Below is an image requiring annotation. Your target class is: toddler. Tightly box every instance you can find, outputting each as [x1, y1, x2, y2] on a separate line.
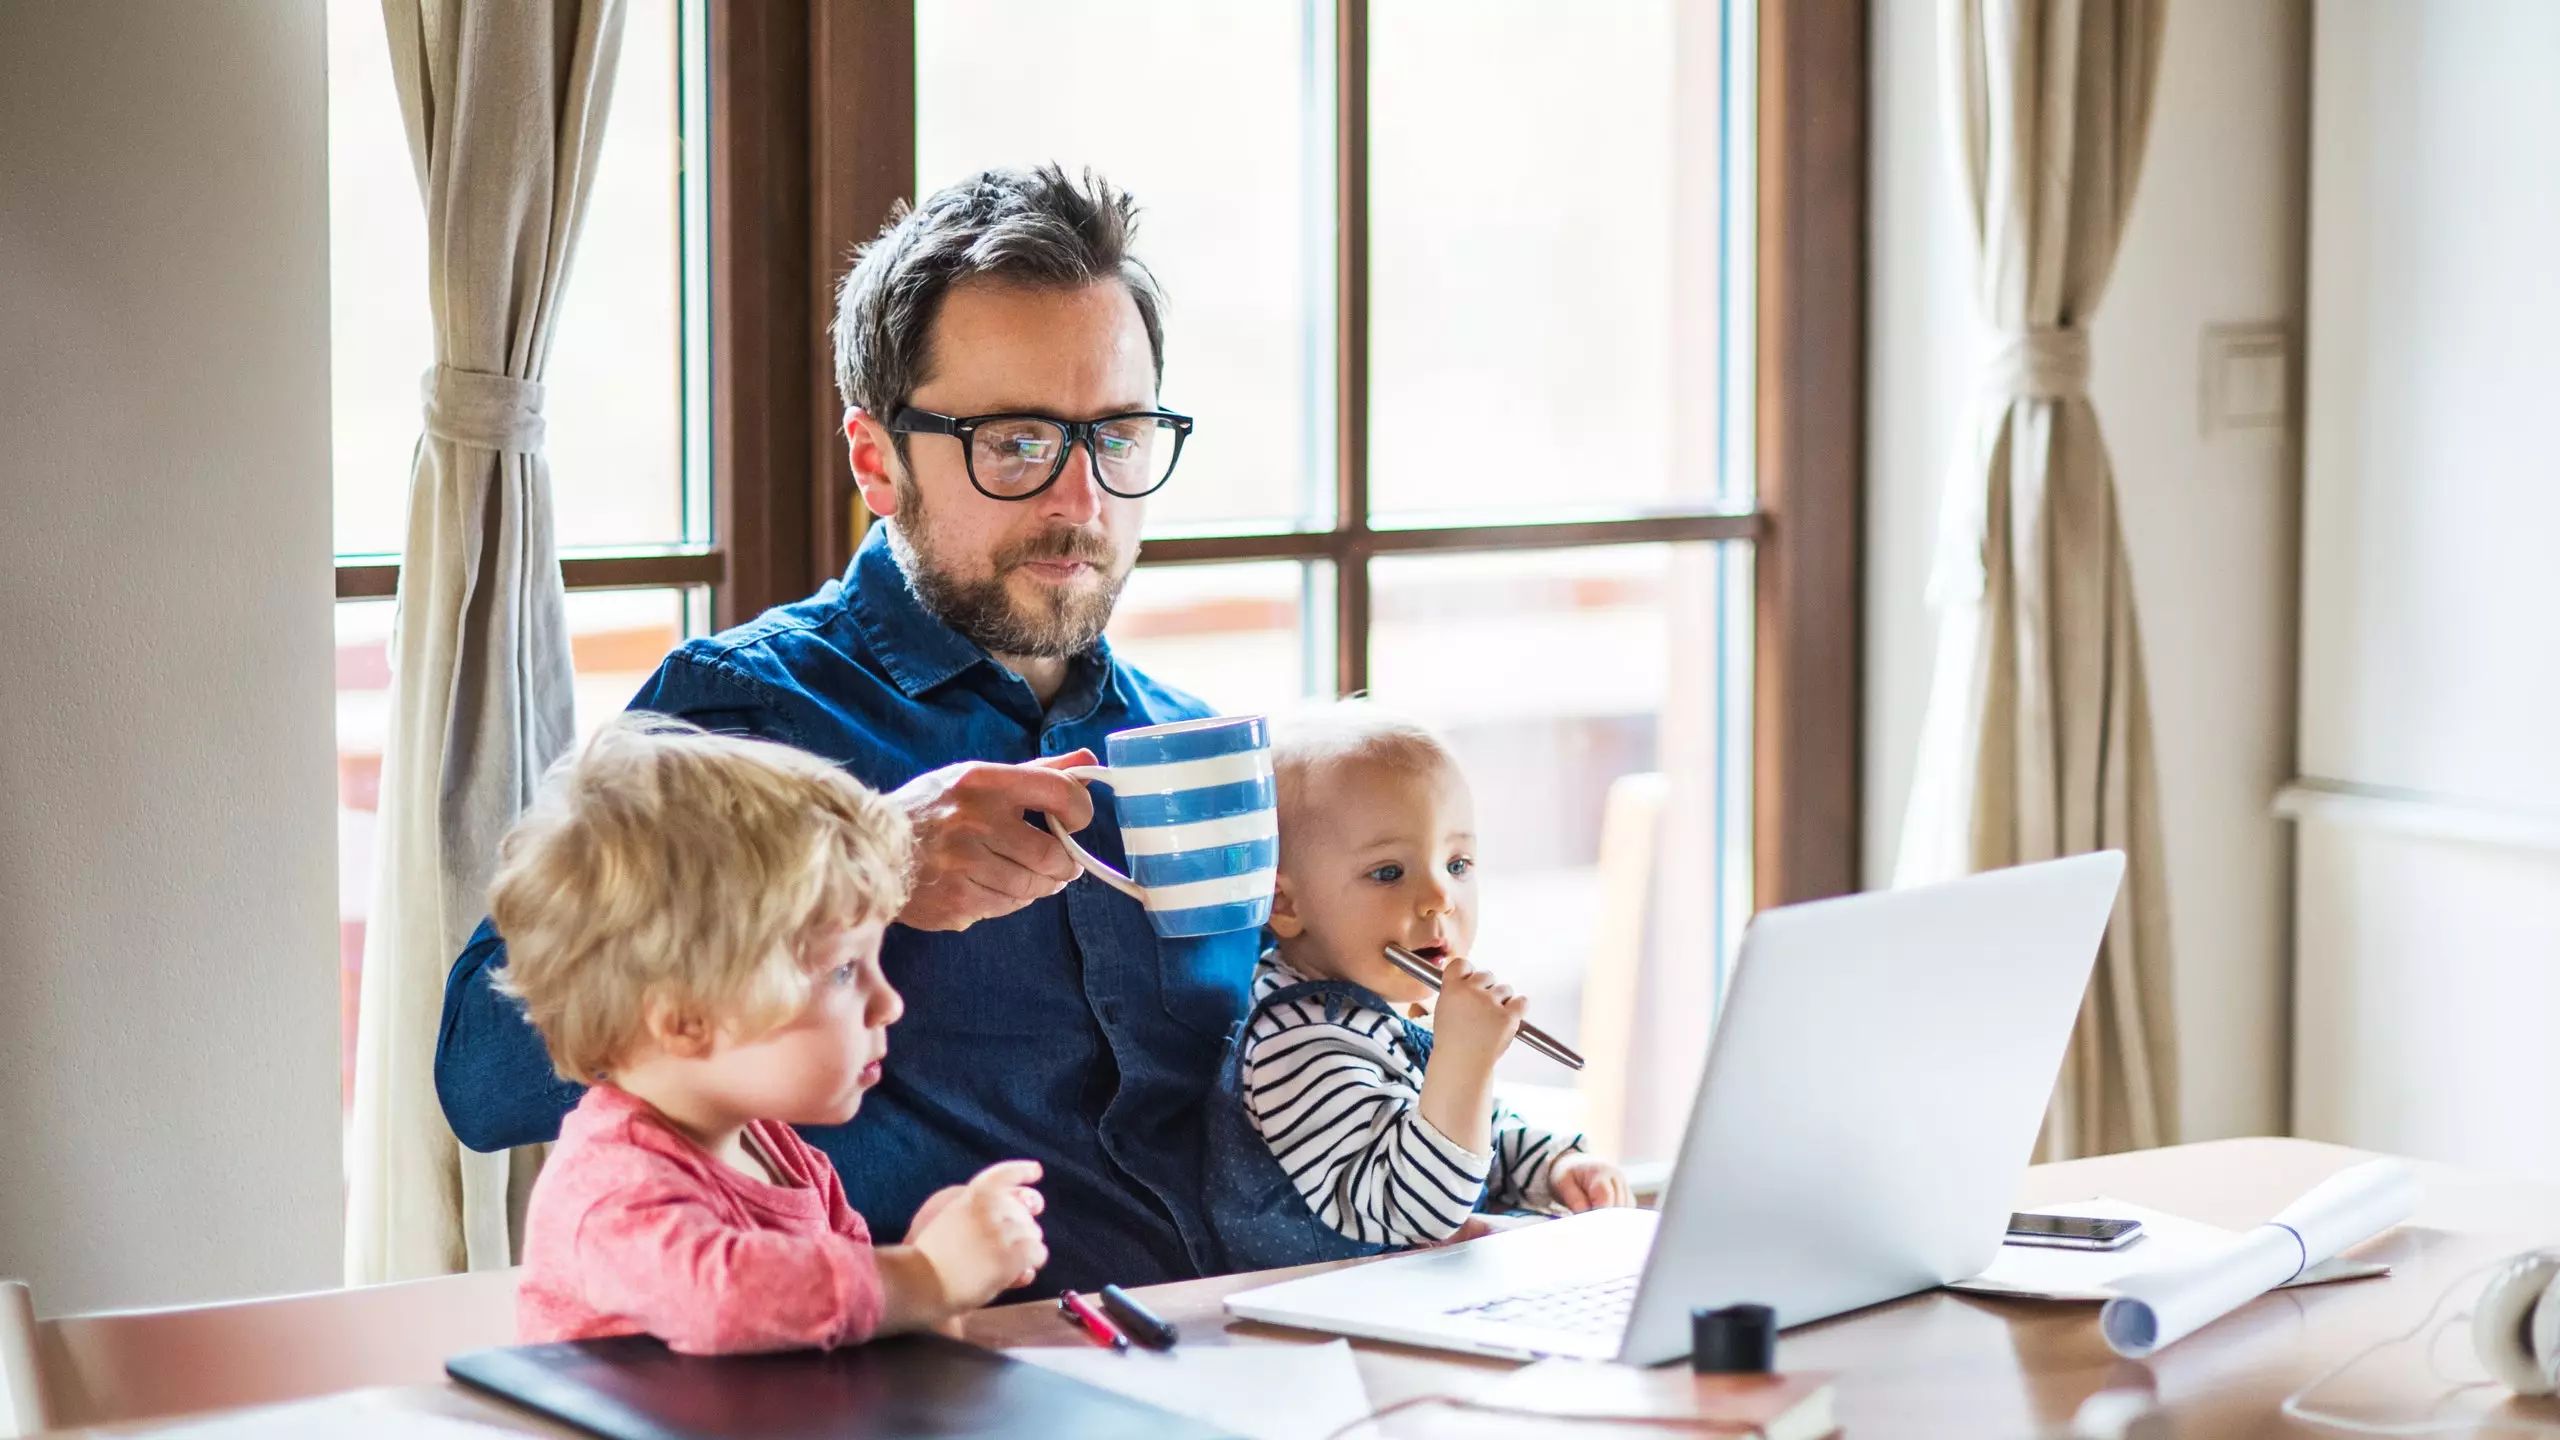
[1205, 702, 1632, 1272]
[495, 715, 1047, 1354]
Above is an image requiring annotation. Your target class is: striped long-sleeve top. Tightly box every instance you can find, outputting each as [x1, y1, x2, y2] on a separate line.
[1241, 954, 1586, 1248]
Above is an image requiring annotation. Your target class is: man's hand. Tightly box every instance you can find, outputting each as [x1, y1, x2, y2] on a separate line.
[891, 752, 1097, 931]
[1548, 1152, 1633, 1212]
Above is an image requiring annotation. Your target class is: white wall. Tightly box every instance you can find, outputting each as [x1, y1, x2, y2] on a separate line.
[2297, 0, 2560, 809]
[1866, 0, 2309, 1143]
[0, 1, 342, 1312]
[2290, 0, 2560, 1184]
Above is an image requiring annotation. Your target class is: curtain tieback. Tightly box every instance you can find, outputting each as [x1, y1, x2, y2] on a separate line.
[1988, 325, 2091, 400]
[422, 365, 547, 452]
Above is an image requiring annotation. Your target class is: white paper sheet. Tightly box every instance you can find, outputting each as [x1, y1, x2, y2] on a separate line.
[1007, 1338, 1372, 1440]
[2097, 1158, 2420, 1358]
[1949, 1197, 2390, 1302]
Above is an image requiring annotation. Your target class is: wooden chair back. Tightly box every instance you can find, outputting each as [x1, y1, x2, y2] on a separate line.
[1575, 771, 1669, 1162]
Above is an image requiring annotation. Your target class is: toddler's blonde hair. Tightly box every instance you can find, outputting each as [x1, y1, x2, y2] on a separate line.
[490, 713, 913, 1083]
[1269, 698, 1458, 821]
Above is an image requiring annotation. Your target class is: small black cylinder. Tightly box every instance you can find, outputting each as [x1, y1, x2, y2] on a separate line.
[1690, 1302, 1778, 1374]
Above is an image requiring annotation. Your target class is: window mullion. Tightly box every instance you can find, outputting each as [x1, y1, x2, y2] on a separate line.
[1333, 0, 1371, 696]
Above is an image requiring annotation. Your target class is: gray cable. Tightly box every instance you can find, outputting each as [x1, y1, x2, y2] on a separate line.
[2281, 1257, 2560, 1437]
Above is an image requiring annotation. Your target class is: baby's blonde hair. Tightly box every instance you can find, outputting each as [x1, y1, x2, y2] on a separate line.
[490, 713, 913, 1084]
[1269, 698, 1459, 822]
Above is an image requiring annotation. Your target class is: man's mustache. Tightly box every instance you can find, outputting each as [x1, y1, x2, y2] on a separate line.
[996, 526, 1116, 570]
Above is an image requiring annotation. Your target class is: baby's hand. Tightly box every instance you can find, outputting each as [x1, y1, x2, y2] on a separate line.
[905, 1183, 966, 1241]
[906, 1168, 1044, 1253]
[1429, 957, 1526, 1073]
[1549, 1153, 1633, 1212]
[910, 1160, 1049, 1310]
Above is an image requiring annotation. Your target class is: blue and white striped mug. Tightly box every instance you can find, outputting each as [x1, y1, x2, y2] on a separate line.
[1041, 714, 1276, 938]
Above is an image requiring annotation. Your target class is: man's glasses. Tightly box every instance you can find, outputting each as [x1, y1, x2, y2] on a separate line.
[888, 407, 1195, 502]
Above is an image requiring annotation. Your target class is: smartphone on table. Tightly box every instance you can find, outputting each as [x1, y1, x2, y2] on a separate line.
[2004, 1212, 2144, 1251]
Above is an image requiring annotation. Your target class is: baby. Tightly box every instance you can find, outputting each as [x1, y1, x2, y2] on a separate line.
[495, 715, 1047, 1354]
[1205, 702, 1632, 1271]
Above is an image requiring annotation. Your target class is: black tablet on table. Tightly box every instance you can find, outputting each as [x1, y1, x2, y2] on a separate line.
[447, 1331, 1235, 1440]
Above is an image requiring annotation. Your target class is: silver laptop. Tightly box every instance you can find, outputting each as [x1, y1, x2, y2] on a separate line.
[1223, 852, 2125, 1364]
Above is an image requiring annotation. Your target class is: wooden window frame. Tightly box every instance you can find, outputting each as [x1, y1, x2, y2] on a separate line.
[326, 0, 894, 624]
[330, 0, 1864, 908]
[1752, 0, 1864, 906]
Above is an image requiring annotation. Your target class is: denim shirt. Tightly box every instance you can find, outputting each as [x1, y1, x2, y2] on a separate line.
[433, 525, 1260, 1292]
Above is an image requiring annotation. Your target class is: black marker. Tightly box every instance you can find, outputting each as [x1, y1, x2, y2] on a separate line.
[1098, 1284, 1178, 1350]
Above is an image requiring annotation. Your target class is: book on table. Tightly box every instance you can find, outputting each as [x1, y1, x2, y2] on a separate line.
[446, 1331, 1237, 1440]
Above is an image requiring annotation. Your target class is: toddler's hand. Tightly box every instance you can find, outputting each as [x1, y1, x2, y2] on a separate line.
[1549, 1153, 1633, 1212]
[1429, 957, 1526, 1074]
[905, 1183, 965, 1241]
[911, 1160, 1049, 1311]
[906, 1168, 1044, 1252]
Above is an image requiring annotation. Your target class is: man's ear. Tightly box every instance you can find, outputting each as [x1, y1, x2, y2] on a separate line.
[641, 990, 715, 1060]
[846, 408, 901, 520]
[1267, 872, 1306, 940]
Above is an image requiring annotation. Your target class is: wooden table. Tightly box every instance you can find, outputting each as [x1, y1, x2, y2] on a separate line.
[71, 1138, 2560, 1437]
[961, 1138, 2560, 1438]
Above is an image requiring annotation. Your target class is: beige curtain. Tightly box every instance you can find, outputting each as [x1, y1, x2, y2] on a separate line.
[346, 0, 627, 1283]
[1897, 0, 2176, 1160]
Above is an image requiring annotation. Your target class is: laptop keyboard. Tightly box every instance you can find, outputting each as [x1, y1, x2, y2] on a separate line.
[1444, 1273, 1640, 1335]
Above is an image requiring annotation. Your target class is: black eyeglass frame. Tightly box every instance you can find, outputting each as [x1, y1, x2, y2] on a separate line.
[887, 405, 1197, 501]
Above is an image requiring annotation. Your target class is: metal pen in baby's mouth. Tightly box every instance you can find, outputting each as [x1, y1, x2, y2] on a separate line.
[1380, 943, 1585, 1071]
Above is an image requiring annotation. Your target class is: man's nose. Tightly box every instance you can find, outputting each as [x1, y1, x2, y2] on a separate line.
[1039, 433, 1105, 527]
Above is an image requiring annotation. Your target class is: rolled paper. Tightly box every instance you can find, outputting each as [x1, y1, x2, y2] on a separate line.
[2099, 1158, 2420, 1358]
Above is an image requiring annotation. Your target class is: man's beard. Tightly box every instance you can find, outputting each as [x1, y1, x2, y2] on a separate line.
[885, 479, 1129, 660]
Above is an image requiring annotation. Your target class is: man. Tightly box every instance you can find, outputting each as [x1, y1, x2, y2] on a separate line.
[436, 165, 1255, 1293]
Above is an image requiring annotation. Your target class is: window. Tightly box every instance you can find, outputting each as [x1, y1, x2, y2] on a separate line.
[327, 0, 714, 1107]
[329, 0, 1865, 1161]
[916, 0, 1762, 1159]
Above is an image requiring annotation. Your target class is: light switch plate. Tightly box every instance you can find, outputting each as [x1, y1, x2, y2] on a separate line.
[2201, 322, 2291, 434]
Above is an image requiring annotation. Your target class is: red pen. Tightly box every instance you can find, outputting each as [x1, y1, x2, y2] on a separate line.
[1057, 1289, 1130, 1352]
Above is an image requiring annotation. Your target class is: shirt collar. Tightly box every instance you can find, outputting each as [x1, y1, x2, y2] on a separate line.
[1044, 640, 1114, 729]
[844, 522, 1118, 712]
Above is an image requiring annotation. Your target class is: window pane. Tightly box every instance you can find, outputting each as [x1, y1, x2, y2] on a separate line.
[324, 0, 429, 557]
[558, 588, 700, 739]
[1105, 561, 1331, 718]
[916, 1, 1335, 538]
[1367, 0, 1749, 524]
[326, 0, 699, 556]
[334, 589, 698, 1110]
[543, 0, 689, 549]
[1365, 544, 1750, 1163]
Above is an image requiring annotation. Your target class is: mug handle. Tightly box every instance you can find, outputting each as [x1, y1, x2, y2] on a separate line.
[1041, 765, 1148, 905]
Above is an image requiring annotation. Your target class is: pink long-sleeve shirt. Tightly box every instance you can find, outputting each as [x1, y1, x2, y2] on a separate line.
[516, 1085, 884, 1355]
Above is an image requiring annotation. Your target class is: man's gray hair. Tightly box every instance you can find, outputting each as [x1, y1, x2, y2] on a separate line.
[832, 165, 1167, 418]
